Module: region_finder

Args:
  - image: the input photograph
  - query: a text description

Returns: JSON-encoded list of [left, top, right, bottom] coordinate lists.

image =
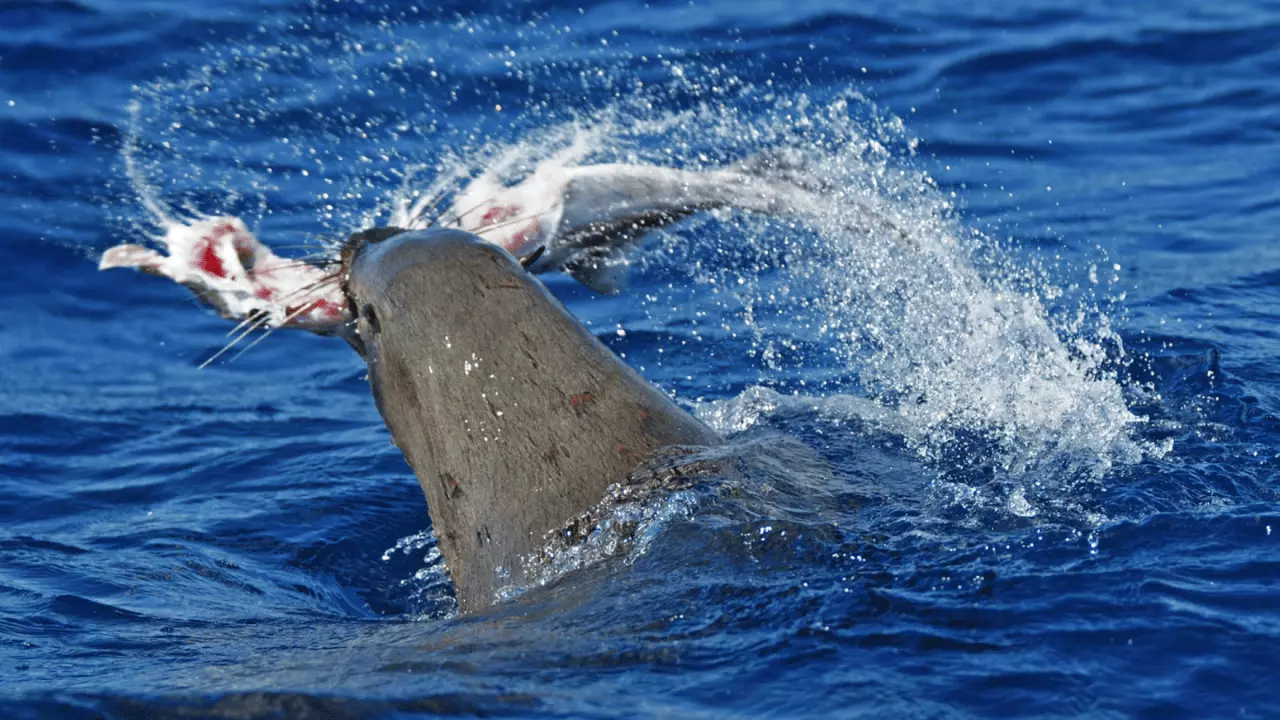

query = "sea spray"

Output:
[[118, 33, 1155, 531]]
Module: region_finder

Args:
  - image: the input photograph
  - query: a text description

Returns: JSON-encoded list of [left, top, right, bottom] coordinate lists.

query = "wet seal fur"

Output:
[[342, 228, 720, 612]]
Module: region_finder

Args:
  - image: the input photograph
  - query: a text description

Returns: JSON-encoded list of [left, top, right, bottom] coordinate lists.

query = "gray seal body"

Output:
[[344, 228, 719, 612]]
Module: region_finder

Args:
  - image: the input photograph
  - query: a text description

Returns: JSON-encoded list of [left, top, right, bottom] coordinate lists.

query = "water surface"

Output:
[[1, 0, 1278, 717]]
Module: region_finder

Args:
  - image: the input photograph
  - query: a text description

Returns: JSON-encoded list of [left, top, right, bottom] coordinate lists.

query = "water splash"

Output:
[[495, 487, 702, 605], [117, 22, 1157, 527], [380, 529, 457, 619], [382, 96, 1157, 490]]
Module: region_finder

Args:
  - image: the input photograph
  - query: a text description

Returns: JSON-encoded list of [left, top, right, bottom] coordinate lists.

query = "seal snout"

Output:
[[339, 226, 411, 294], [342, 228, 527, 359]]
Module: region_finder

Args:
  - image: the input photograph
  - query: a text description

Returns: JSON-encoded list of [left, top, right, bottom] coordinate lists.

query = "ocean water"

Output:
[[2, 0, 1278, 717]]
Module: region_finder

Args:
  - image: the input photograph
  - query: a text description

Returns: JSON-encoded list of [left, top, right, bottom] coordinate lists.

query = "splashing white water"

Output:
[[495, 483, 701, 605], [380, 529, 457, 619], [118, 26, 1157, 512], [377, 96, 1155, 485]]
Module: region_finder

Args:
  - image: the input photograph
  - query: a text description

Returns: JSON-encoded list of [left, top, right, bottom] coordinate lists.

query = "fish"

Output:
[[435, 160, 815, 294], [99, 151, 882, 353], [99, 215, 349, 332]]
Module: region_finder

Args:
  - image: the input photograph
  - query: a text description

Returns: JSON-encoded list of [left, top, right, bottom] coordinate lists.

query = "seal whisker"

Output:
[[445, 195, 502, 227], [224, 308, 270, 339], [263, 258, 341, 272], [222, 274, 341, 338], [265, 274, 342, 309], [206, 277, 343, 368], [202, 311, 276, 369], [264, 245, 339, 253], [227, 300, 326, 364]]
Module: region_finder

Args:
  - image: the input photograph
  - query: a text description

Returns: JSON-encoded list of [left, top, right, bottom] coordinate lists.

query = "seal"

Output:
[[342, 227, 721, 611]]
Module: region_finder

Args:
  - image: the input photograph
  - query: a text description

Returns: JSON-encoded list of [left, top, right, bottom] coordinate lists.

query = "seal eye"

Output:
[[362, 305, 381, 334]]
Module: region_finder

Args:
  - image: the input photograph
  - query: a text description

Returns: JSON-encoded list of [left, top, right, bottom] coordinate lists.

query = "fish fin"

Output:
[[99, 244, 168, 275], [565, 248, 629, 295]]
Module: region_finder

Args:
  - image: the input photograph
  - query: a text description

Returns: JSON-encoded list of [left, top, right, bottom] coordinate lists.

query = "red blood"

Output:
[[507, 219, 543, 249], [315, 300, 342, 317], [479, 205, 520, 227], [255, 287, 273, 300], [282, 299, 343, 324], [196, 239, 227, 278]]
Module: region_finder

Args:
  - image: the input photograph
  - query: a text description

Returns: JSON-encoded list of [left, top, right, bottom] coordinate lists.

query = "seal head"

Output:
[[344, 228, 719, 611]]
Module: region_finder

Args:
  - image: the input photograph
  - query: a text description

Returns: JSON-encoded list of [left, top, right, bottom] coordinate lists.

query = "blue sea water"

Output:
[[2, 0, 1279, 717]]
